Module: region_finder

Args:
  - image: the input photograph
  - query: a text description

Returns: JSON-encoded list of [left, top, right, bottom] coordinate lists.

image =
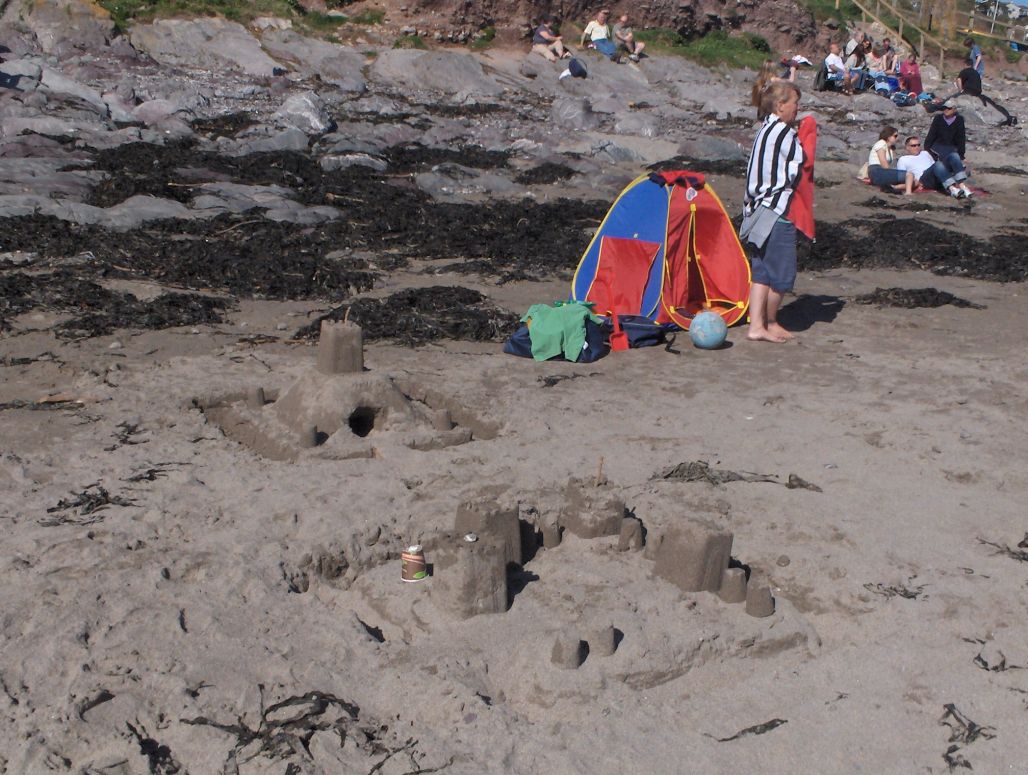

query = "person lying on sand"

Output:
[[739, 82, 805, 343], [896, 135, 972, 198]]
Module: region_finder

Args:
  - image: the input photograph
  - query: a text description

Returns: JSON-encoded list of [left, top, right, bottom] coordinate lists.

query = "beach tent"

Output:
[[570, 171, 750, 330]]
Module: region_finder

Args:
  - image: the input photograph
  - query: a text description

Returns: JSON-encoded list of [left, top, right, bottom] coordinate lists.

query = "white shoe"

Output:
[[960, 184, 973, 198], [949, 187, 962, 198]]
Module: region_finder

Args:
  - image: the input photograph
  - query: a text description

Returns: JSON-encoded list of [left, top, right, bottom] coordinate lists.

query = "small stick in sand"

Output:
[[595, 456, 607, 487], [343, 306, 351, 324]]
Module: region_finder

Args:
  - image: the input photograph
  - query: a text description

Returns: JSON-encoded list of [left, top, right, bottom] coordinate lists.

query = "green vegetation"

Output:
[[633, 28, 771, 69], [98, 0, 302, 30], [393, 34, 427, 50], [469, 26, 496, 51], [350, 8, 385, 25], [304, 11, 347, 30], [800, 0, 861, 25]]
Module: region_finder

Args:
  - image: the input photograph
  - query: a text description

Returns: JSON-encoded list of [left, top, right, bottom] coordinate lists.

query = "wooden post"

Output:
[[939, 46, 944, 79], [899, 18, 904, 40]]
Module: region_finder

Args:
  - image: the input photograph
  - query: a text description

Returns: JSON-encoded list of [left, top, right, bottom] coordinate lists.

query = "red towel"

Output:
[[788, 115, 817, 241]]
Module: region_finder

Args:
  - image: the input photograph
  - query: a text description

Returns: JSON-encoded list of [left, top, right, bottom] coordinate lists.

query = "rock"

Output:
[[19, 0, 114, 55], [0, 59, 43, 81], [551, 96, 601, 131], [320, 154, 387, 173], [130, 18, 282, 77], [259, 30, 366, 92], [678, 134, 745, 160], [273, 91, 334, 135], [131, 98, 192, 126], [228, 127, 310, 155], [613, 112, 658, 137], [368, 50, 503, 98], [103, 195, 197, 230], [39, 66, 108, 114]]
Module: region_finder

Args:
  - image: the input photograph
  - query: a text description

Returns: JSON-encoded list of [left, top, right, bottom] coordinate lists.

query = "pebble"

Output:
[[776, 554, 791, 567], [108, 340, 123, 349], [276, 322, 288, 331]]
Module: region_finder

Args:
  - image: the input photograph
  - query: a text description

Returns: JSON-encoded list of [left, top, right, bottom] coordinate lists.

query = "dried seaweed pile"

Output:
[[853, 287, 984, 309], [0, 269, 229, 336], [799, 220, 1027, 282], [295, 286, 518, 346], [514, 163, 578, 185]]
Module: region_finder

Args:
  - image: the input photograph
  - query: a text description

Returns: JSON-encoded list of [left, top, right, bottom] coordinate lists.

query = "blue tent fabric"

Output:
[[570, 178, 671, 319]]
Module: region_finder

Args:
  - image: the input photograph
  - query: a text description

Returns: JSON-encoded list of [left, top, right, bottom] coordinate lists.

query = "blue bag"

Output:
[[616, 315, 677, 348], [502, 318, 609, 362], [568, 57, 588, 78]]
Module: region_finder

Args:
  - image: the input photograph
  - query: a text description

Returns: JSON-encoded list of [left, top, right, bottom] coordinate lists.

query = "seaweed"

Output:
[[863, 582, 925, 599], [657, 461, 822, 492], [705, 718, 787, 742], [293, 286, 518, 346], [126, 721, 181, 775], [939, 703, 995, 772], [977, 535, 1028, 562], [43, 484, 137, 524], [853, 287, 984, 309], [513, 162, 578, 185]]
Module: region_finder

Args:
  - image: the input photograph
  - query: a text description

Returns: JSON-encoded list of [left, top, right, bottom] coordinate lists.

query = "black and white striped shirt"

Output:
[[743, 114, 804, 218]]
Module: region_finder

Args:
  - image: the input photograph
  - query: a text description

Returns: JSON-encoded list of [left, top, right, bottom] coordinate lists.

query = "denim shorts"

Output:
[[748, 218, 797, 293]]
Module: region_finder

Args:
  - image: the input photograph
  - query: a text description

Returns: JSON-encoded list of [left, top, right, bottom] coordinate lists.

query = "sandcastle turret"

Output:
[[316, 319, 364, 375]]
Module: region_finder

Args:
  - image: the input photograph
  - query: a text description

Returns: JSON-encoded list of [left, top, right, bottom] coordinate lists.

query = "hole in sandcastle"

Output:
[[348, 406, 378, 437]]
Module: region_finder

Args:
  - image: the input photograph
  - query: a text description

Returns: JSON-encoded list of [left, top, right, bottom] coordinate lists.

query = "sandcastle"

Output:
[[196, 320, 496, 460]]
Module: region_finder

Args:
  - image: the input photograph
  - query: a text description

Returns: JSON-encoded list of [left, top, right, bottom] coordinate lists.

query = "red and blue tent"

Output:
[[570, 171, 751, 330]]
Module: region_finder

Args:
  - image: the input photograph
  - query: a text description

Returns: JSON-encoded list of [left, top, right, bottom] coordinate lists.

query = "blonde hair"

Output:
[[751, 60, 778, 110], [758, 81, 800, 121]]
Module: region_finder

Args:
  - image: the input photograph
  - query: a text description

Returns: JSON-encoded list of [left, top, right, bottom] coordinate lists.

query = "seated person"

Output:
[[897, 134, 973, 198], [865, 44, 885, 75], [898, 51, 923, 96], [925, 102, 974, 197], [880, 38, 897, 73], [581, 9, 618, 61], [844, 46, 868, 90], [531, 14, 570, 62], [865, 126, 914, 194], [824, 42, 853, 94], [955, 66, 1016, 125], [613, 14, 646, 61]]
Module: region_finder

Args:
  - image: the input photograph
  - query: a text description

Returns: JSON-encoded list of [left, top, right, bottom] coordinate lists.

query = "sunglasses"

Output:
[[907, 142, 921, 147]]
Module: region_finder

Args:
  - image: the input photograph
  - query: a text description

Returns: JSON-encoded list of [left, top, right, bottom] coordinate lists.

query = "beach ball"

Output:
[[689, 310, 728, 349]]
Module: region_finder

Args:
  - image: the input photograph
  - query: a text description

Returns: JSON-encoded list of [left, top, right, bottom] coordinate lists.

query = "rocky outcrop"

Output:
[[1, 0, 115, 57], [409, 0, 817, 52], [129, 18, 282, 77]]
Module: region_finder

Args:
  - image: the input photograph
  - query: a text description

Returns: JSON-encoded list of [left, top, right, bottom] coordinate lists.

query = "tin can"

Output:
[[401, 545, 427, 582]]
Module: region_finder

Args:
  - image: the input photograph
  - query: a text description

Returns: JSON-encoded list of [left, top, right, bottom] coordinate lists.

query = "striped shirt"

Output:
[[743, 114, 804, 218]]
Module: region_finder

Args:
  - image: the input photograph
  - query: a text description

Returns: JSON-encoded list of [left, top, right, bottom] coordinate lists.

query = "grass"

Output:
[[800, 0, 862, 24], [393, 34, 427, 50], [350, 9, 385, 25], [304, 11, 347, 30], [469, 25, 496, 51], [633, 28, 771, 69], [98, 0, 302, 30]]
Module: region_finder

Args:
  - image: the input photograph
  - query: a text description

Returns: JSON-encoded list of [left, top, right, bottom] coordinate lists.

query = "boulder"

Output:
[[131, 99, 192, 127], [677, 134, 745, 161], [368, 50, 503, 98], [39, 66, 108, 114], [259, 30, 366, 92], [130, 18, 282, 77], [273, 91, 334, 135], [551, 96, 601, 131], [18, 0, 114, 55]]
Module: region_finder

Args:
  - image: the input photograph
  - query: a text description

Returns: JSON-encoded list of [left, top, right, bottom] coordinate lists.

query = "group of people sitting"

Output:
[[863, 107, 974, 199], [823, 32, 916, 97], [531, 9, 646, 64]]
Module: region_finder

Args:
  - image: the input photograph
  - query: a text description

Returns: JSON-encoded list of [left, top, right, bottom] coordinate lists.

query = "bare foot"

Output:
[[747, 327, 787, 343], [767, 323, 795, 340]]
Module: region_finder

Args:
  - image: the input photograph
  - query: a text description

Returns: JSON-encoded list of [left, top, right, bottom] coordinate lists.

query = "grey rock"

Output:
[[232, 127, 310, 155], [20, 0, 114, 55], [0, 59, 43, 80], [39, 66, 107, 114], [103, 195, 197, 230], [101, 92, 136, 124], [259, 30, 366, 92], [320, 154, 388, 172], [613, 112, 658, 137], [678, 134, 745, 160], [551, 96, 601, 131], [130, 18, 282, 77], [273, 91, 334, 135], [369, 50, 503, 98], [131, 98, 192, 126]]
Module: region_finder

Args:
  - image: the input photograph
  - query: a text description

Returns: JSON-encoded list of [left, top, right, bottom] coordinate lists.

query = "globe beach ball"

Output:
[[689, 310, 728, 349]]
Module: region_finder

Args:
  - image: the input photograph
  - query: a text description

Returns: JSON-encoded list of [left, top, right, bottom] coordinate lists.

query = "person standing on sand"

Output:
[[739, 81, 804, 343]]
